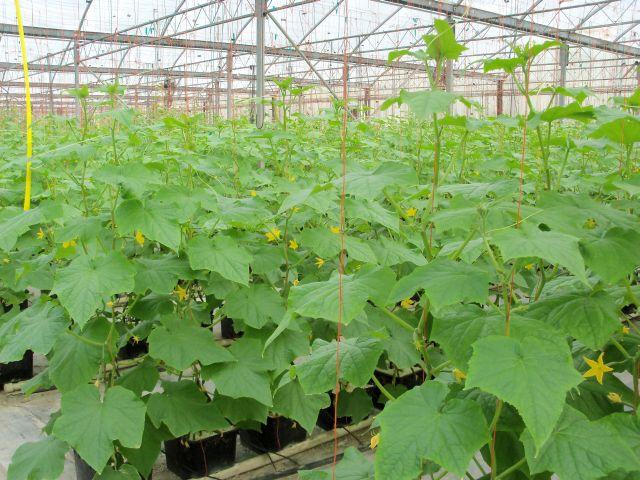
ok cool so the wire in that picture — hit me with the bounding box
[13,0,33,211]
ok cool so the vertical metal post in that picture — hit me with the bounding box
[226,47,233,119]
[214,79,220,117]
[46,56,54,115]
[255,0,265,128]
[558,47,569,106]
[636,61,640,89]
[496,79,504,116]
[364,87,371,117]
[73,36,81,118]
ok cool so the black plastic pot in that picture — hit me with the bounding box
[220,317,242,339]
[317,392,353,431]
[117,338,149,360]
[73,450,95,480]
[239,416,306,453]
[164,431,237,479]
[0,350,33,389]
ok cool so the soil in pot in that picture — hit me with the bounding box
[0,350,33,389]
[117,338,149,360]
[239,416,306,453]
[164,430,237,479]
[317,392,352,430]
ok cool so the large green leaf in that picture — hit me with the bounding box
[7,437,69,480]
[0,299,68,362]
[133,255,191,294]
[342,162,417,198]
[295,337,383,394]
[466,326,583,449]
[0,207,43,252]
[49,318,113,392]
[525,289,620,349]
[375,382,489,478]
[147,380,228,436]
[397,89,459,119]
[115,199,181,251]
[272,377,330,433]
[223,284,284,328]
[148,318,233,371]
[52,385,146,473]
[388,258,490,311]
[522,408,640,480]
[581,227,640,284]
[300,447,374,480]
[492,226,587,283]
[202,357,273,407]
[424,18,467,60]
[186,235,253,286]
[53,251,135,327]
[289,266,395,324]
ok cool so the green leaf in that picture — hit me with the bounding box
[295,337,383,394]
[424,19,467,60]
[116,199,181,251]
[289,266,395,324]
[375,382,489,478]
[148,318,233,371]
[466,328,583,449]
[522,408,640,480]
[115,357,159,397]
[202,342,273,406]
[337,389,373,423]
[370,237,426,266]
[300,447,374,479]
[49,318,112,392]
[272,377,330,433]
[345,198,400,233]
[187,235,253,286]
[525,289,620,349]
[492,225,587,283]
[397,89,458,119]
[133,254,191,294]
[581,227,640,283]
[223,284,284,329]
[53,251,135,327]
[52,385,146,473]
[7,437,69,480]
[120,418,167,478]
[147,380,228,437]
[298,227,341,258]
[0,207,43,252]
[343,162,417,198]
[0,299,68,362]
[388,258,490,311]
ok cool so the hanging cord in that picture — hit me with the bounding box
[14,0,33,211]
[332,0,349,477]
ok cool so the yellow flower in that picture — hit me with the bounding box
[250,190,257,197]
[174,285,188,302]
[94,378,101,388]
[584,218,597,229]
[406,207,417,217]
[134,230,145,247]
[330,226,341,234]
[106,301,114,309]
[370,433,380,449]
[265,227,281,242]
[524,263,535,271]
[289,175,296,182]
[62,239,77,249]
[37,228,45,240]
[453,368,467,383]
[622,326,630,334]
[289,239,299,250]
[132,335,140,344]
[315,257,325,268]
[607,392,622,403]
[583,352,613,385]
[2,258,9,264]
[293,278,300,286]
[293,207,300,213]
[400,298,414,309]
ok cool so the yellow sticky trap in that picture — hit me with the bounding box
[14,0,33,211]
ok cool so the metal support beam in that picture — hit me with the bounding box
[375,0,640,57]
[496,79,504,116]
[255,0,265,128]
[226,47,233,119]
[558,47,569,106]
[73,38,80,118]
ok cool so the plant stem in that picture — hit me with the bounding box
[495,458,526,480]
[371,375,396,401]
[376,306,415,333]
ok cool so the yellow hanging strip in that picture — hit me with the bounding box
[14,0,33,211]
